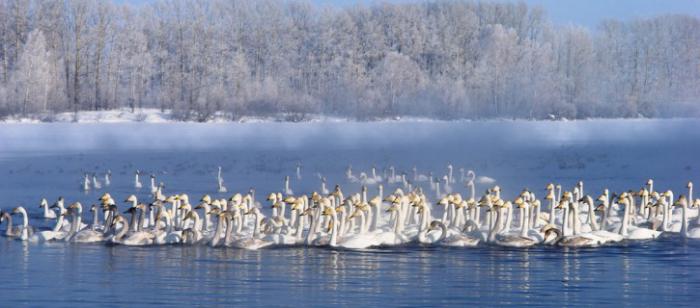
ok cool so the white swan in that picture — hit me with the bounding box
[217,166,227,193]
[426,220,480,247]
[134,170,143,189]
[675,195,700,238]
[39,198,57,219]
[229,207,273,250]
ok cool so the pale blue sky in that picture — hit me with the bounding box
[124,0,700,28]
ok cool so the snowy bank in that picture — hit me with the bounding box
[0,108,685,124]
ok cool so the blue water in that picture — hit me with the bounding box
[1,120,699,306]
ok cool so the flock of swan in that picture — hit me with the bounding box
[2,164,700,250]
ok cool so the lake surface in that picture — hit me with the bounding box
[1,120,699,306]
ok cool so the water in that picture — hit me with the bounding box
[1,120,699,306]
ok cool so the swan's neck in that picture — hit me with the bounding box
[137,209,145,232]
[438,222,448,242]
[211,216,225,246]
[488,207,502,242]
[681,202,688,237]
[252,212,260,237]
[92,210,99,230]
[503,203,513,232]
[305,213,316,244]
[330,212,339,246]
[43,204,51,217]
[588,202,599,231]
[116,222,128,240]
[3,214,13,236]
[520,204,530,237]
[620,202,630,236]
[562,203,570,236]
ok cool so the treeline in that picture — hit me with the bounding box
[0,0,698,121]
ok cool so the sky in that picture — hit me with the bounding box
[123,0,700,29]
[312,0,700,28]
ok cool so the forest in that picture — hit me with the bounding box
[0,0,698,121]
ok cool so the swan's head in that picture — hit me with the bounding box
[299,207,313,217]
[205,207,223,219]
[693,199,700,208]
[452,193,463,204]
[555,199,567,209]
[514,197,525,208]
[688,181,694,189]
[596,194,607,202]
[546,183,554,191]
[384,194,397,203]
[183,211,199,221]
[210,200,222,210]
[428,220,444,231]
[385,204,399,213]
[271,201,282,209]
[200,195,212,204]
[266,193,277,202]
[179,194,190,204]
[98,193,112,202]
[244,207,261,216]
[545,189,555,201]
[68,202,83,212]
[492,186,501,193]
[291,199,304,211]
[283,196,296,204]
[229,193,242,204]
[674,195,687,207]
[124,195,138,204]
[40,198,48,208]
[11,207,26,215]
[369,196,381,206]
[111,215,126,227]
[478,195,491,207]
[90,204,97,212]
[322,206,336,217]
[437,197,449,206]
[310,192,322,204]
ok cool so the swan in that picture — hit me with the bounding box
[150,174,158,196]
[1,211,25,238]
[551,197,604,248]
[374,202,411,246]
[217,166,227,193]
[39,198,57,219]
[296,162,302,180]
[71,204,109,243]
[346,165,359,183]
[116,204,156,246]
[92,174,102,189]
[9,207,32,241]
[618,193,662,240]
[328,205,381,249]
[284,175,293,195]
[104,170,111,187]
[426,220,480,247]
[674,195,700,238]
[154,210,183,245]
[491,199,539,248]
[82,173,91,192]
[229,207,273,250]
[134,170,143,189]
[386,166,402,184]
[320,176,330,195]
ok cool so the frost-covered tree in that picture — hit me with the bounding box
[0,0,698,120]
